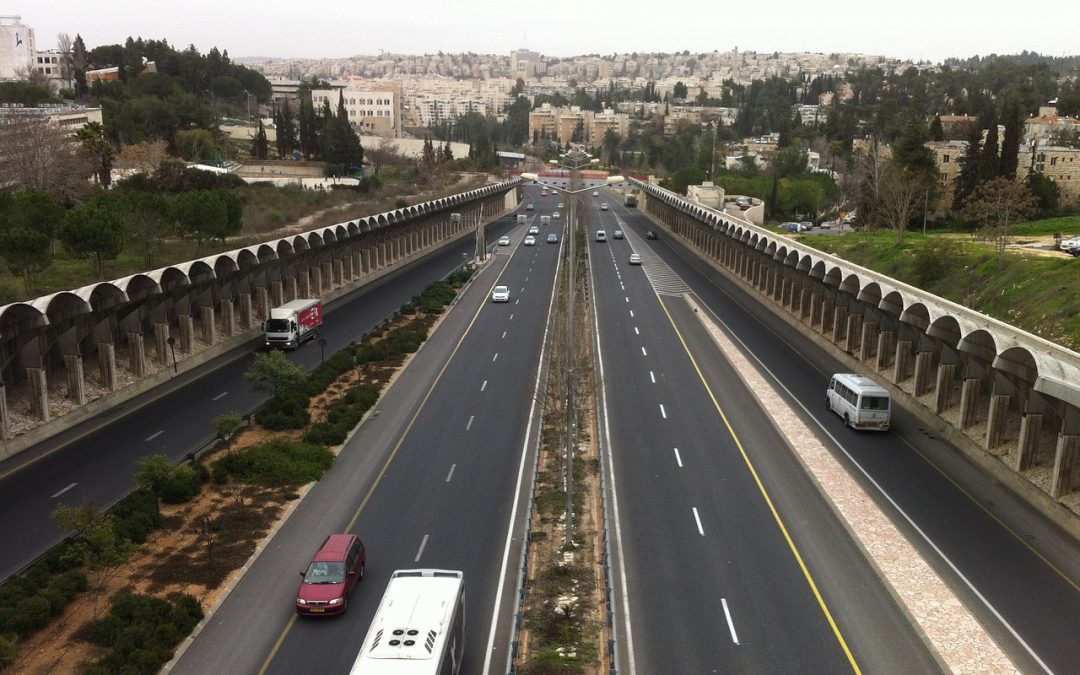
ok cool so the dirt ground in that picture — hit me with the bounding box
[9,313,437,674]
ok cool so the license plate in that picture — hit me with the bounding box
[310,608,325,613]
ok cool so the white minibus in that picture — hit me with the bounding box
[826,373,891,431]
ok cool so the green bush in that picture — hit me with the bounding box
[303,384,380,445]
[88,592,203,674]
[111,489,161,544]
[254,390,310,430]
[158,463,203,504]
[214,439,334,486]
[0,632,18,668]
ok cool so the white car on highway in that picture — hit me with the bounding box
[524,235,536,246]
[491,285,510,302]
[498,235,511,246]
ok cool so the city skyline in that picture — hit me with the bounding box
[15,0,1080,66]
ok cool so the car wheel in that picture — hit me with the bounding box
[826,397,831,412]
[358,562,365,581]
[843,414,851,429]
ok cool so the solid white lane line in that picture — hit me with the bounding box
[50,483,77,498]
[212,391,228,401]
[414,534,429,562]
[466,416,475,431]
[722,598,740,644]
[145,430,163,442]
[660,404,667,419]
[492,353,499,362]
[634,327,639,335]
[481,380,488,392]
[673,448,682,467]
[446,464,457,482]
[641,347,648,356]
[649,371,656,383]
[692,507,704,536]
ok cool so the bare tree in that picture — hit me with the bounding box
[56,33,74,89]
[116,139,169,176]
[963,177,1038,268]
[0,112,89,200]
[366,136,400,177]
[877,163,932,244]
[13,64,49,90]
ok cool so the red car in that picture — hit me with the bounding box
[296,534,366,615]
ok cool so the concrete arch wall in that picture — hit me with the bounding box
[632,178,1080,504]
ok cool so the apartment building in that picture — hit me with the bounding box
[1020,145,1080,206]
[511,48,543,79]
[589,108,629,143]
[311,82,401,137]
[1023,114,1080,144]
[927,140,968,212]
[0,15,34,80]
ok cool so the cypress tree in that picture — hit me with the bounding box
[999,98,1022,179]
[251,119,269,160]
[976,110,999,183]
[930,115,944,141]
[953,123,982,211]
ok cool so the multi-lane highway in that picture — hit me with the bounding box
[3,182,1078,674]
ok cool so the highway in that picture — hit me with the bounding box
[597,194,1080,674]
[171,185,562,673]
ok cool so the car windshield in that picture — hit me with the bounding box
[265,318,291,332]
[303,561,346,584]
[495,286,508,293]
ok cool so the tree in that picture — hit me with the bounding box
[59,199,126,278]
[275,99,298,159]
[244,350,304,397]
[877,161,932,243]
[976,111,999,182]
[171,189,227,251]
[999,98,1023,179]
[214,412,244,453]
[118,190,171,266]
[116,139,169,176]
[0,225,51,293]
[952,124,982,211]
[0,112,89,200]
[52,500,129,619]
[251,118,269,160]
[71,34,89,96]
[673,81,688,100]
[962,177,1037,268]
[298,92,317,158]
[367,136,398,176]
[318,92,364,168]
[1026,171,1060,215]
[175,128,220,163]
[771,140,809,179]
[441,141,453,163]
[930,115,944,141]
[75,121,116,187]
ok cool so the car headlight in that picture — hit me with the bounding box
[328,597,343,605]
[296,598,307,605]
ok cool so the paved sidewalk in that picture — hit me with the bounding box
[684,294,1018,675]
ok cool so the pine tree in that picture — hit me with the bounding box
[251,119,269,159]
[72,35,89,97]
[442,141,453,163]
[298,93,317,159]
[930,115,944,141]
[976,110,999,183]
[999,98,1022,179]
[275,100,298,159]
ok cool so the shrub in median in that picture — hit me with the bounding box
[214,438,334,487]
[85,592,202,675]
[303,384,380,445]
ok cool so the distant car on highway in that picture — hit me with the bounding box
[613,230,624,239]
[557,202,564,209]
[498,235,511,246]
[646,230,658,239]
[600,202,609,210]
[528,225,539,235]
[491,285,510,302]
[524,235,536,246]
[552,211,560,219]
[592,190,599,197]
[526,203,534,211]
[547,233,558,244]
[628,253,642,265]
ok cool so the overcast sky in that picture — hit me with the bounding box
[14,0,1080,65]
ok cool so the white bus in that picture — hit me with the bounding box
[826,373,891,431]
[351,569,465,675]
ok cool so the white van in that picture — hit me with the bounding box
[826,373,890,431]
[595,230,607,242]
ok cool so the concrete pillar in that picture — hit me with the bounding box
[333,259,343,287]
[127,332,146,378]
[220,300,234,338]
[286,276,298,302]
[343,255,354,282]
[64,354,86,405]
[1051,434,1080,498]
[311,266,323,296]
[0,384,8,441]
[913,351,933,396]
[845,313,862,353]
[297,271,310,298]
[362,249,372,274]
[354,251,363,276]
[959,378,981,429]
[893,340,912,382]
[821,297,835,334]
[270,280,283,308]
[984,394,1010,449]
[200,306,216,345]
[27,367,48,422]
[98,342,117,390]
[832,305,848,343]
[154,323,170,364]
[238,293,252,330]
[809,293,822,327]
[321,261,333,289]
[1015,414,1044,471]
[935,363,957,413]
[799,288,812,320]
[255,286,270,320]
[179,314,195,354]
[859,321,879,361]
[876,331,896,371]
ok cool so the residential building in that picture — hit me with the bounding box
[311,82,401,137]
[1023,114,1080,144]
[1020,145,1080,206]
[588,108,629,144]
[927,140,968,213]
[511,49,543,79]
[86,60,158,83]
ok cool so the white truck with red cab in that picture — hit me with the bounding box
[264,298,322,349]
